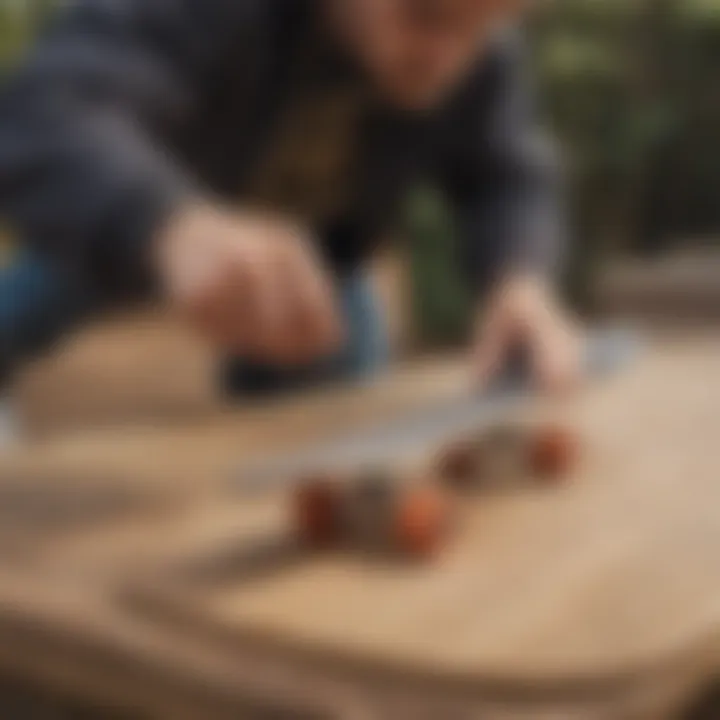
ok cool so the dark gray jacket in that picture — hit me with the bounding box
[0,0,564,299]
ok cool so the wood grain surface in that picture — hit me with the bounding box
[0,330,718,719]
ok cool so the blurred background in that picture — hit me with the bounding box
[408,0,720,345]
[0,0,719,353]
[0,0,715,440]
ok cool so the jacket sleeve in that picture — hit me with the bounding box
[438,32,566,295]
[0,0,244,297]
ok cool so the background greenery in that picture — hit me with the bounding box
[1,0,718,344]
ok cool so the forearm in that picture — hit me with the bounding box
[458,134,566,294]
[441,32,566,296]
[0,0,240,300]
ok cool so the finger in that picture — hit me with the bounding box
[232,243,317,365]
[292,237,344,348]
[472,310,509,389]
[177,259,234,351]
[557,331,584,392]
[238,249,289,362]
[205,271,258,354]
[532,325,583,396]
[277,241,343,364]
[190,290,248,352]
[205,249,279,357]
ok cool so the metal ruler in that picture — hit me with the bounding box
[231,327,640,494]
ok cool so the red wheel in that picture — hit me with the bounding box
[394,485,451,560]
[529,425,579,481]
[293,477,342,548]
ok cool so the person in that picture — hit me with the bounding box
[0,0,580,406]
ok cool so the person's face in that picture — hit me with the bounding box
[335,0,524,109]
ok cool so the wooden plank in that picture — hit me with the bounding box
[0,566,704,720]
[0,569,333,719]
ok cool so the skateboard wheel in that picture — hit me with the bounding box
[437,440,482,489]
[293,477,342,548]
[394,485,450,560]
[529,426,579,481]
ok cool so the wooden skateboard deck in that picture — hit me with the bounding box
[123,331,720,703]
[232,328,639,493]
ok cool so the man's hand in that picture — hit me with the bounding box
[473,274,582,393]
[155,203,343,363]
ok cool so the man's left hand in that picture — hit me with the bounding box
[473,274,582,393]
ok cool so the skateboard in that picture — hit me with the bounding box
[233,328,640,558]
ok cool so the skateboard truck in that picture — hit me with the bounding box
[292,470,452,561]
[436,422,580,491]
[294,421,579,560]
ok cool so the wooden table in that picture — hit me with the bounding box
[0,329,719,719]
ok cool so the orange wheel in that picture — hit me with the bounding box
[529,425,579,481]
[293,477,342,548]
[394,485,451,560]
[436,440,481,490]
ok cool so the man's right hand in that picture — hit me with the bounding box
[155,203,344,364]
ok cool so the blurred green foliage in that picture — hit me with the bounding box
[533,0,720,309]
[405,186,473,348]
[0,1,52,68]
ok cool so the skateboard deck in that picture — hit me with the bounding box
[120,330,720,703]
[233,327,639,493]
